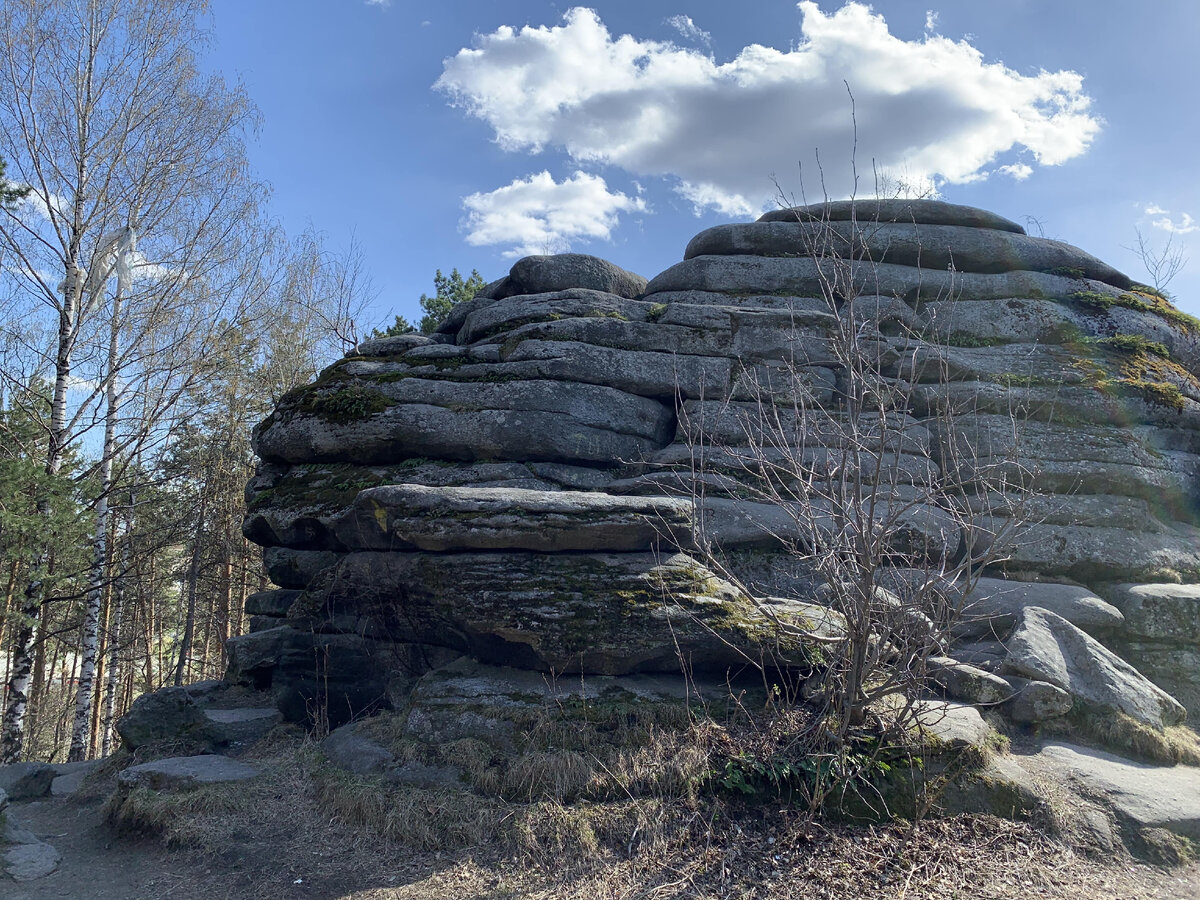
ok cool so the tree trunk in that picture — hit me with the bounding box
[99,535,128,758]
[70,285,122,761]
[173,491,208,687]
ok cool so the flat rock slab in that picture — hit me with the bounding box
[1102,583,1200,642]
[49,760,102,797]
[1002,607,1186,729]
[335,484,694,552]
[1029,742,1200,840]
[959,578,1124,638]
[117,755,260,792]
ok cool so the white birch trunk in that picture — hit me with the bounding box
[69,286,122,761]
[99,533,128,759]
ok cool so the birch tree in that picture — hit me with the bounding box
[0,0,271,762]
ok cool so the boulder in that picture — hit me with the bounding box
[1001,676,1073,723]
[322,721,395,776]
[0,762,55,801]
[1001,607,1186,730]
[115,680,280,752]
[927,656,1013,705]
[912,700,995,752]
[508,254,647,300]
[1102,583,1200,642]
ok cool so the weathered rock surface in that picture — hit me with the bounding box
[1002,607,1186,729]
[255,378,675,466]
[115,680,280,752]
[1023,742,1200,841]
[958,578,1124,638]
[0,763,56,802]
[309,550,835,675]
[232,199,1197,755]
[332,485,694,552]
[117,755,260,792]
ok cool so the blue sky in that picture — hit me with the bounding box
[205,1,1200,325]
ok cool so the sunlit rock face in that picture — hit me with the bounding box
[233,199,1200,730]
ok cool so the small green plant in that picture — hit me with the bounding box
[1090,333,1171,360]
[299,383,395,423]
[1047,266,1086,279]
[1068,290,1200,333]
[646,302,669,323]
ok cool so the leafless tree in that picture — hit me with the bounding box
[0,0,277,762]
[676,198,1036,809]
[1126,227,1187,297]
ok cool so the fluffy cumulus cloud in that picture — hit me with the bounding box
[438,1,1101,243]
[461,171,645,258]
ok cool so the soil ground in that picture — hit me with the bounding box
[7,781,1200,900]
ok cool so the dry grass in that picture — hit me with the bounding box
[92,727,1200,900]
[1045,707,1200,766]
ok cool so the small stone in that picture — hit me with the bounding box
[3,841,62,882]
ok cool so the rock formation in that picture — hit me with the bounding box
[230,198,1200,745]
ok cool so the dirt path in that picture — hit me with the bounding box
[8,779,1200,900]
[4,797,217,900]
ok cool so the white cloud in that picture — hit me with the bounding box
[365,0,390,7]
[666,15,711,47]
[924,10,939,33]
[437,3,1101,215]
[461,170,645,257]
[996,162,1033,181]
[1147,206,1197,235]
[16,189,64,223]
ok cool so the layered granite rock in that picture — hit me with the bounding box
[232,199,1200,736]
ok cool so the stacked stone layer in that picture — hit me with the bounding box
[233,200,1200,732]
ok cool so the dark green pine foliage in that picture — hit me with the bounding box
[371,268,487,338]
